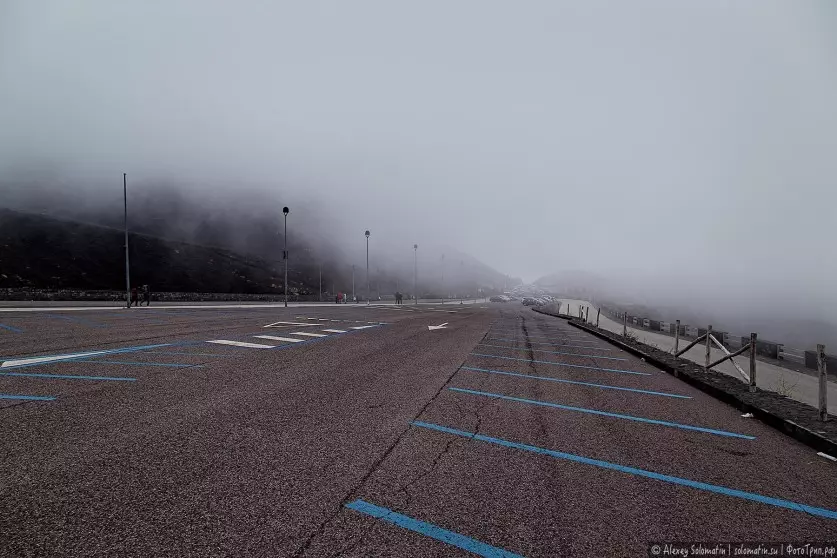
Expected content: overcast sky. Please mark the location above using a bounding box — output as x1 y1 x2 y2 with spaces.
2 1 836 317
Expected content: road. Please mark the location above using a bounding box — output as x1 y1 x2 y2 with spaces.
1 303 835 556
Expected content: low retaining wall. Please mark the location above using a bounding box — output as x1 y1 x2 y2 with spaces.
532 307 837 457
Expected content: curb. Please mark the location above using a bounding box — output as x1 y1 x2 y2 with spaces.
532 307 837 457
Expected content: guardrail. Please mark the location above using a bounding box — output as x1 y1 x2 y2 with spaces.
570 302 830 422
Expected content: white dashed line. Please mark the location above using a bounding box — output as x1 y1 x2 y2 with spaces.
351 325 377 330
254 335 304 343
207 340 275 349
264 321 317 327
290 332 328 338
322 329 347 333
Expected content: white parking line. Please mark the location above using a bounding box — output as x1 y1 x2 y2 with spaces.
351 325 377 330
254 335 304 343
264 321 317 327
1 350 112 368
290 332 328 337
322 329 347 333
207 340 275 349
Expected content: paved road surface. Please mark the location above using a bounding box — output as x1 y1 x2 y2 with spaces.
1 303 835 556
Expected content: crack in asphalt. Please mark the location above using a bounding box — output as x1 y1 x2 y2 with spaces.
289 312 488 557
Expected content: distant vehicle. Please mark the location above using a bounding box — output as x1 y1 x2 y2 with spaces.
489 296 507 302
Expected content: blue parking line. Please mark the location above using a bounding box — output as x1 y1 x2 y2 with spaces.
470 353 651 376
489 332 594 341
0 394 56 401
80 360 203 368
144 352 228 357
0 324 23 333
461 367 690 399
411 421 837 520
449 387 750 439
345 500 523 558
477 343 626 361
487 338 612 351
0 371 136 381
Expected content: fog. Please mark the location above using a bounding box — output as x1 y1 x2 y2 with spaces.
2 2 836 328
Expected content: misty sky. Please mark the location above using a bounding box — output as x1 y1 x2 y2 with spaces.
2 1 836 318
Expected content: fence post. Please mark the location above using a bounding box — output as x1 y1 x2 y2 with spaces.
674 320 680 354
704 325 712 370
749 333 757 392
623 313 627 337
817 344 828 421
596 308 600 328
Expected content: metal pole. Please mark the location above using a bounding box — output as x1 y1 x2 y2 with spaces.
366 231 370 305
674 320 680 354
704 325 713 370
319 262 322 302
596 308 600 327
414 244 418 305
123 173 131 309
623 313 627 337
283 208 288 308
352 265 355 302
749 333 758 392
817 344 828 421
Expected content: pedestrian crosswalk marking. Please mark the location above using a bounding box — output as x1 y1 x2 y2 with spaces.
264 321 317 327
290 331 328 337
255 335 304 343
351 325 377 330
208 340 275 349
322 329 347 333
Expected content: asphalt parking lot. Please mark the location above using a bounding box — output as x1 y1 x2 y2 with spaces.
1 303 835 556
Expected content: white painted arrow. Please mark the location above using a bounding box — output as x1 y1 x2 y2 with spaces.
427 322 448 331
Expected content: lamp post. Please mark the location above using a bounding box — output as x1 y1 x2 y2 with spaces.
283 206 289 307
413 244 418 305
319 261 322 302
365 230 370 305
123 173 131 309
352 264 355 302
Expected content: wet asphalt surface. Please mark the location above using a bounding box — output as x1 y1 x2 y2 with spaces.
0 303 835 557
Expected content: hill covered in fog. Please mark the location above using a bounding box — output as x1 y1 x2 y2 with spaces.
0 180 516 297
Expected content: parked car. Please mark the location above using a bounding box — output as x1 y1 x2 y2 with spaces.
489 296 507 302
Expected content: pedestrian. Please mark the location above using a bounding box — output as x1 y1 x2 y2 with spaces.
143 284 151 306
130 287 138 307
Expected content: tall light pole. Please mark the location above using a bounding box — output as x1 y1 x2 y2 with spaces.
352 264 355 302
319 261 322 302
283 206 289 308
123 173 131 309
441 253 446 301
413 244 418 305
365 230 370 305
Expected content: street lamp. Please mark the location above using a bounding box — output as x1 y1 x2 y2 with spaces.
123 173 131 309
283 206 289 308
413 244 418 305
352 264 355 303
365 230 370 305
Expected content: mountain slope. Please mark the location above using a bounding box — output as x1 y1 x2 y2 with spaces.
0 209 318 294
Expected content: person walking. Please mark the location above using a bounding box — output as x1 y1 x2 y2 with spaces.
143 285 151 306
130 287 138 308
